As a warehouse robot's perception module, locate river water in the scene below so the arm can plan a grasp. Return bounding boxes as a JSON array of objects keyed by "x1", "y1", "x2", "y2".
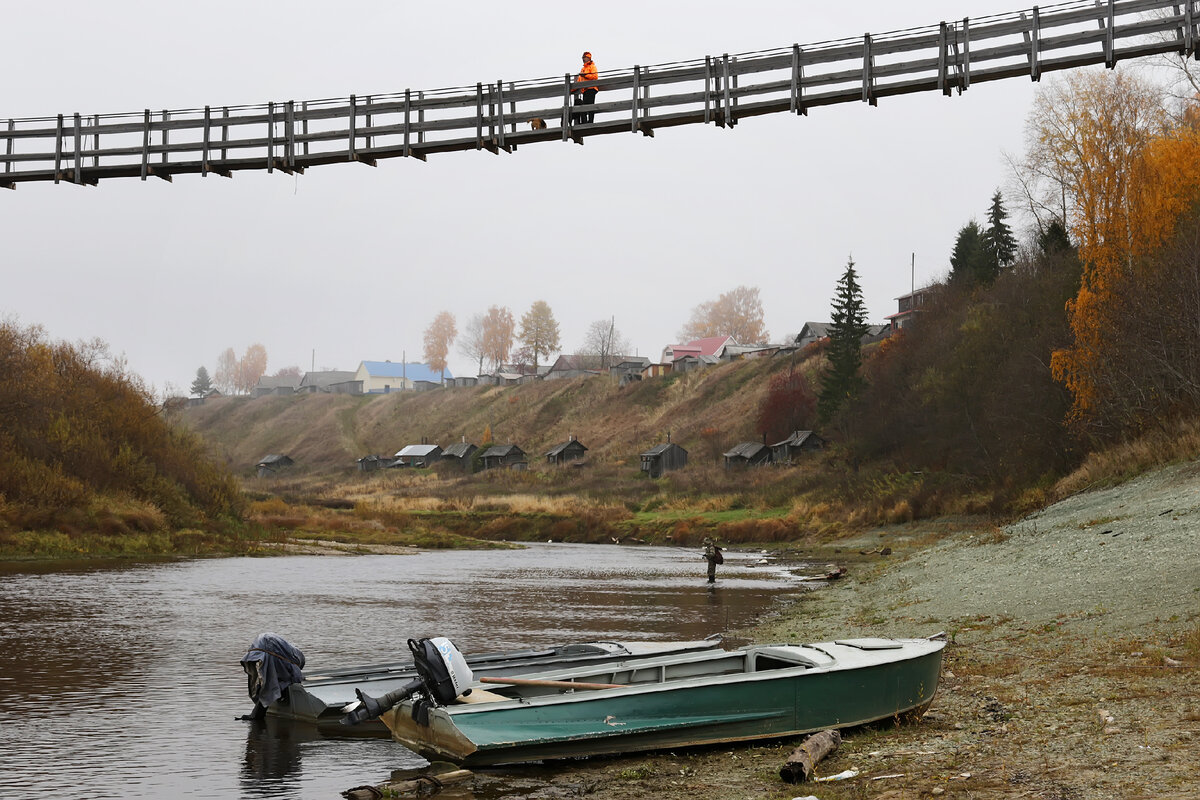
[{"x1": 0, "y1": 543, "x2": 815, "y2": 799}]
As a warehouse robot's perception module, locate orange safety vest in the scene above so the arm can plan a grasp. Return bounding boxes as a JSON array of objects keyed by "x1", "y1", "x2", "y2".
[{"x1": 575, "y1": 61, "x2": 598, "y2": 93}]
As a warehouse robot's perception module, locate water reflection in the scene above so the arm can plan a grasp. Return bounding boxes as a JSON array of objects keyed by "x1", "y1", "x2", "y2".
[{"x1": 0, "y1": 543, "x2": 811, "y2": 799}]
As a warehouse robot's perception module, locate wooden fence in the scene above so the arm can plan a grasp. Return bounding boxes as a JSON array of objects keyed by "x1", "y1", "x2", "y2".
[{"x1": 2, "y1": 0, "x2": 1195, "y2": 189}]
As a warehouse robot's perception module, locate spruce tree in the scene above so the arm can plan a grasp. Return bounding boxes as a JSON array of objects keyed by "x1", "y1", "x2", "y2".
[
  {"x1": 818, "y1": 258, "x2": 870, "y2": 424},
  {"x1": 984, "y1": 190, "x2": 1017, "y2": 269},
  {"x1": 949, "y1": 220, "x2": 996, "y2": 286},
  {"x1": 190, "y1": 366, "x2": 213, "y2": 397}
]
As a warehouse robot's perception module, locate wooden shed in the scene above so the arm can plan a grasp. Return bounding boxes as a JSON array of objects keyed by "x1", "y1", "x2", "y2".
[
  {"x1": 769, "y1": 430, "x2": 826, "y2": 464},
  {"x1": 723, "y1": 441, "x2": 771, "y2": 469},
  {"x1": 546, "y1": 436, "x2": 588, "y2": 466},
  {"x1": 640, "y1": 442, "x2": 687, "y2": 478},
  {"x1": 479, "y1": 444, "x2": 527, "y2": 471},
  {"x1": 440, "y1": 441, "x2": 478, "y2": 471},
  {"x1": 256, "y1": 454, "x2": 294, "y2": 477},
  {"x1": 393, "y1": 444, "x2": 443, "y2": 468}
]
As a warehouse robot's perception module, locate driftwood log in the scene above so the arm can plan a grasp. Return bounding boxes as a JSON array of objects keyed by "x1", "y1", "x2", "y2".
[
  {"x1": 342, "y1": 769, "x2": 473, "y2": 799},
  {"x1": 779, "y1": 729, "x2": 842, "y2": 783}
]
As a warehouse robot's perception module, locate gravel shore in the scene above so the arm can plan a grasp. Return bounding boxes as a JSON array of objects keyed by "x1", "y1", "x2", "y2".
[{"x1": 374, "y1": 463, "x2": 1200, "y2": 799}]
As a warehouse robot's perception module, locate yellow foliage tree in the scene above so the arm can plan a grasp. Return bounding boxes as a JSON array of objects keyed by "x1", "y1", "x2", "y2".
[{"x1": 1041, "y1": 73, "x2": 1200, "y2": 432}]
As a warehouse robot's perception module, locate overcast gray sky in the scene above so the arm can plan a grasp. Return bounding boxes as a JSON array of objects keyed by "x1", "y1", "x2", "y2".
[{"x1": 2, "y1": 1, "x2": 1046, "y2": 394}]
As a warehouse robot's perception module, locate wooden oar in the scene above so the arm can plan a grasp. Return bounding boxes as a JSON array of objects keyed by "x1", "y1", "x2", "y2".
[{"x1": 479, "y1": 676, "x2": 622, "y2": 690}]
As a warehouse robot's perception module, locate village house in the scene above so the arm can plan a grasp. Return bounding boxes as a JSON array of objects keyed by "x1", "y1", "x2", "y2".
[
  {"x1": 252, "y1": 375, "x2": 301, "y2": 397},
  {"x1": 394, "y1": 444, "x2": 443, "y2": 468},
  {"x1": 297, "y1": 370, "x2": 357, "y2": 394},
  {"x1": 885, "y1": 285, "x2": 939, "y2": 334},
  {"x1": 255, "y1": 454, "x2": 294, "y2": 477},
  {"x1": 769, "y1": 430, "x2": 826, "y2": 464},
  {"x1": 354, "y1": 360, "x2": 452, "y2": 393},
  {"x1": 546, "y1": 436, "x2": 588, "y2": 466},
  {"x1": 640, "y1": 441, "x2": 688, "y2": 478},
  {"x1": 479, "y1": 444, "x2": 527, "y2": 470},
  {"x1": 723, "y1": 441, "x2": 771, "y2": 469},
  {"x1": 440, "y1": 441, "x2": 478, "y2": 471}
]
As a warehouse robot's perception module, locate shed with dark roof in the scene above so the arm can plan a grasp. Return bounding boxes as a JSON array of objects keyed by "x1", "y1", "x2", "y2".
[
  {"x1": 479, "y1": 444, "x2": 527, "y2": 471},
  {"x1": 546, "y1": 437, "x2": 589, "y2": 466},
  {"x1": 640, "y1": 442, "x2": 687, "y2": 478},
  {"x1": 723, "y1": 441, "x2": 771, "y2": 469}
]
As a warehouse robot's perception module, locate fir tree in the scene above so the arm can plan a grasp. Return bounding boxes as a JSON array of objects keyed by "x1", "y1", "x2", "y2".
[
  {"x1": 190, "y1": 366, "x2": 213, "y2": 397},
  {"x1": 949, "y1": 220, "x2": 996, "y2": 286},
  {"x1": 983, "y1": 189, "x2": 1018, "y2": 269},
  {"x1": 818, "y1": 258, "x2": 870, "y2": 424}
]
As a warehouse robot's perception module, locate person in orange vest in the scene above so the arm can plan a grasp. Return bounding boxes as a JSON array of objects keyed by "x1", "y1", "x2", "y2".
[{"x1": 572, "y1": 51, "x2": 598, "y2": 124}]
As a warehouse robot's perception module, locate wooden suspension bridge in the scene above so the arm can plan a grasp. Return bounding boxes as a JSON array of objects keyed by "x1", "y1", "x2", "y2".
[{"x1": 2, "y1": 0, "x2": 1196, "y2": 190}]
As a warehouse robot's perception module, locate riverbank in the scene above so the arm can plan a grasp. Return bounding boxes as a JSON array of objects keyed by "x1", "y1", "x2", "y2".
[{"x1": 446, "y1": 461, "x2": 1199, "y2": 800}]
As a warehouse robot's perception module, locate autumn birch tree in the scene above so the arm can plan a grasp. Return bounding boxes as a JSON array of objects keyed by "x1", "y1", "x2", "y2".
[
  {"x1": 679, "y1": 285, "x2": 768, "y2": 343},
  {"x1": 481, "y1": 305, "x2": 516, "y2": 371},
  {"x1": 423, "y1": 311, "x2": 457, "y2": 382},
  {"x1": 518, "y1": 301, "x2": 560, "y2": 372}
]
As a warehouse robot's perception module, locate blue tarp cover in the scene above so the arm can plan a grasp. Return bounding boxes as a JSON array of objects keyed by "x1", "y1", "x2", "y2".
[{"x1": 241, "y1": 632, "x2": 306, "y2": 708}]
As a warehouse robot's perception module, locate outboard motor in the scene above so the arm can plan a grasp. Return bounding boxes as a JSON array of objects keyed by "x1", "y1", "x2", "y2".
[
  {"x1": 342, "y1": 637, "x2": 473, "y2": 726},
  {"x1": 240, "y1": 633, "x2": 306, "y2": 720}
]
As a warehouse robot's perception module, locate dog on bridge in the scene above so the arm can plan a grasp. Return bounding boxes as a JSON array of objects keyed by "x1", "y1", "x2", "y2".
[{"x1": 527, "y1": 117, "x2": 547, "y2": 130}]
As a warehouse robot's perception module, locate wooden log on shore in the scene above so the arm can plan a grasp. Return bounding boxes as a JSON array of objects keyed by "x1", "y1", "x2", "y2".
[
  {"x1": 779, "y1": 729, "x2": 842, "y2": 783},
  {"x1": 342, "y1": 769, "x2": 473, "y2": 799}
]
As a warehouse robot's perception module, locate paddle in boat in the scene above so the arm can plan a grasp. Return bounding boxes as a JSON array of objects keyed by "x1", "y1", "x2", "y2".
[{"x1": 343, "y1": 634, "x2": 946, "y2": 765}]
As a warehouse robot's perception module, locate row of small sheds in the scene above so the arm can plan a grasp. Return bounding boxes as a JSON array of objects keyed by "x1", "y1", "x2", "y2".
[{"x1": 722, "y1": 430, "x2": 825, "y2": 469}]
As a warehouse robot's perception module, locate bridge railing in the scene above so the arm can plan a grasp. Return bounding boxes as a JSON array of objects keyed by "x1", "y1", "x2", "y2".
[{"x1": 2, "y1": 0, "x2": 1194, "y2": 188}]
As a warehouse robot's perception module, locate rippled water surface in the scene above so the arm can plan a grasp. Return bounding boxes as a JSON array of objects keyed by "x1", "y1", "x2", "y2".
[{"x1": 0, "y1": 544, "x2": 812, "y2": 799}]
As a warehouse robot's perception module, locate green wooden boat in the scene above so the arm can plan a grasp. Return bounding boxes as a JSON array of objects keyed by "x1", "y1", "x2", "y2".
[{"x1": 378, "y1": 636, "x2": 945, "y2": 766}]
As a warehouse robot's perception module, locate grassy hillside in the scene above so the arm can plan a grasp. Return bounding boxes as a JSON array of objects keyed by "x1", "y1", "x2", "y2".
[
  {"x1": 185, "y1": 355, "x2": 787, "y2": 477},
  {"x1": 0, "y1": 321, "x2": 248, "y2": 558}
]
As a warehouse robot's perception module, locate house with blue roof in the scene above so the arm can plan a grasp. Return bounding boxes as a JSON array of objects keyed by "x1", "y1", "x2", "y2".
[{"x1": 354, "y1": 360, "x2": 453, "y2": 393}]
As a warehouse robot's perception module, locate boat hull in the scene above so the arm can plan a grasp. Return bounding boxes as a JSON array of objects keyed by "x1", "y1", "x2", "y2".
[{"x1": 381, "y1": 638, "x2": 945, "y2": 765}]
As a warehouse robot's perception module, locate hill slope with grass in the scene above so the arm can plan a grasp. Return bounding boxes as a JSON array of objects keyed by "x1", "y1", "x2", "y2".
[{"x1": 184, "y1": 356, "x2": 789, "y2": 477}]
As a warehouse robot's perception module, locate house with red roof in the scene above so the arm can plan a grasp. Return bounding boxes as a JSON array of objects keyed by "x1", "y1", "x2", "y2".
[{"x1": 660, "y1": 336, "x2": 736, "y2": 367}]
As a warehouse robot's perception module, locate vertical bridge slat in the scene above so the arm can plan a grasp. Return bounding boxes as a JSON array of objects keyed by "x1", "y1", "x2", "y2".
[
  {"x1": 721, "y1": 53, "x2": 732, "y2": 127},
  {"x1": 791, "y1": 44, "x2": 807, "y2": 114},
  {"x1": 54, "y1": 114, "x2": 63, "y2": 184},
  {"x1": 6, "y1": 119, "x2": 15, "y2": 179},
  {"x1": 92, "y1": 115, "x2": 99, "y2": 168},
  {"x1": 365, "y1": 95, "x2": 373, "y2": 151},
  {"x1": 302, "y1": 101, "x2": 310, "y2": 158},
  {"x1": 221, "y1": 107, "x2": 229, "y2": 162},
  {"x1": 267, "y1": 102, "x2": 275, "y2": 173},
  {"x1": 140, "y1": 109, "x2": 150, "y2": 181},
  {"x1": 1105, "y1": 0, "x2": 1116, "y2": 67},
  {"x1": 161, "y1": 110, "x2": 170, "y2": 170},
  {"x1": 1030, "y1": 7, "x2": 1042, "y2": 81},
  {"x1": 704, "y1": 56, "x2": 713, "y2": 124},
  {"x1": 496, "y1": 80, "x2": 506, "y2": 148},
  {"x1": 562, "y1": 74, "x2": 571, "y2": 140},
  {"x1": 509, "y1": 82, "x2": 517, "y2": 136},
  {"x1": 938, "y1": 23, "x2": 948, "y2": 94},
  {"x1": 1187, "y1": 0, "x2": 1198, "y2": 58},
  {"x1": 631, "y1": 65, "x2": 640, "y2": 132},
  {"x1": 403, "y1": 89, "x2": 411, "y2": 157},
  {"x1": 863, "y1": 33, "x2": 876, "y2": 104},
  {"x1": 348, "y1": 94, "x2": 357, "y2": 161},
  {"x1": 73, "y1": 113, "x2": 82, "y2": 184},
  {"x1": 476, "y1": 83, "x2": 484, "y2": 150},
  {"x1": 202, "y1": 106, "x2": 211, "y2": 176},
  {"x1": 963, "y1": 17, "x2": 972, "y2": 90},
  {"x1": 286, "y1": 100, "x2": 296, "y2": 171}
]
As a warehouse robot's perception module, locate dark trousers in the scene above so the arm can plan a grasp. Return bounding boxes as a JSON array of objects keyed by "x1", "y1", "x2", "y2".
[{"x1": 573, "y1": 90, "x2": 596, "y2": 124}]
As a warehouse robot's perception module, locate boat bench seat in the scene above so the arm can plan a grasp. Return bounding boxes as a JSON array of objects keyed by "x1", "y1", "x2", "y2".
[{"x1": 456, "y1": 689, "x2": 510, "y2": 704}]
